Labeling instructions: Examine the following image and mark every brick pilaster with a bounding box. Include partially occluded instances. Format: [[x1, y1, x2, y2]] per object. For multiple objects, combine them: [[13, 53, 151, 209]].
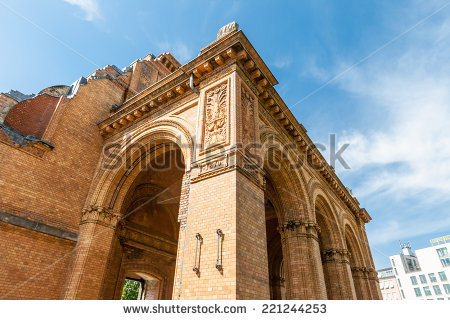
[[64, 206, 120, 299], [280, 220, 327, 299], [350, 266, 372, 300], [321, 248, 356, 299]]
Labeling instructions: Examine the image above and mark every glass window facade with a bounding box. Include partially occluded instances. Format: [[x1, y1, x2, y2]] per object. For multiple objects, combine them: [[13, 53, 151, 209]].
[[419, 274, 427, 284], [437, 247, 448, 257], [438, 271, 447, 281], [429, 273, 437, 283], [433, 285, 442, 295], [443, 284, 450, 294], [441, 258, 450, 267], [410, 276, 418, 285], [414, 288, 422, 297], [423, 286, 432, 296]]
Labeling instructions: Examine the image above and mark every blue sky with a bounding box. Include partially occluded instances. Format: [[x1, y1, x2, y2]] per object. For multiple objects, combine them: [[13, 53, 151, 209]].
[[1, 0, 449, 269]]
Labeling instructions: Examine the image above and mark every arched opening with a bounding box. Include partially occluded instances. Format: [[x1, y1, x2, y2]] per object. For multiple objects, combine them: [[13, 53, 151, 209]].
[[314, 194, 355, 299], [314, 195, 339, 298], [345, 226, 367, 300], [103, 142, 186, 300], [264, 177, 285, 300], [121, 273, 162, 300]]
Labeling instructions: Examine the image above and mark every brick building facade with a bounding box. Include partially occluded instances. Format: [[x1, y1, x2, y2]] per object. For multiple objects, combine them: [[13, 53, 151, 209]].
[[0, 23, 381, 300]]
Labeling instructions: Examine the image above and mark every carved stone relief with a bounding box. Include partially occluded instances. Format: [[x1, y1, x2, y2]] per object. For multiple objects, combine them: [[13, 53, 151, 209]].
[[241, 86, 255, 146], [204, 82, 228, 148]]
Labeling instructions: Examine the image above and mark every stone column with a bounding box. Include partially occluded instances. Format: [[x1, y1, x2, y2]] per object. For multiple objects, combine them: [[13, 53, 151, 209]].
[[356, 209, 382, 300], [280, 220, 327, 299], [321, 248, 356, 299], [367, 267, 381, 300], [64, 206, 120, 299], [350, 266, 372, 300]]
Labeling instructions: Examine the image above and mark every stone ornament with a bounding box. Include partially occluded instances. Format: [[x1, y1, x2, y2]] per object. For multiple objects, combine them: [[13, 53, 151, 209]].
[[204, 82, 228, 148], [241, 86, 255, 146], [217, 21, 239, 40], [81, 205, 121, 228], [322, 248, 351, 263]]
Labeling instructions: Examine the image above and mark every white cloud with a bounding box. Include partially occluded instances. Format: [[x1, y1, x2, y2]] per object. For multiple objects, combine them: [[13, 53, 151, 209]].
[[335, 12, 450, 204], [368, 214, 450, 246], [300, 56, 330, 81], [272, 56, 292, 69], [64, 0, 102, 21]]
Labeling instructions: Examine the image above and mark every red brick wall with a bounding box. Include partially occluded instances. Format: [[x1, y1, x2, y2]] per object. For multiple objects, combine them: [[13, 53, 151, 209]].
[[0, 222, 75, 299], [0, 78, 126, 230], [4, 94, 60, 138]]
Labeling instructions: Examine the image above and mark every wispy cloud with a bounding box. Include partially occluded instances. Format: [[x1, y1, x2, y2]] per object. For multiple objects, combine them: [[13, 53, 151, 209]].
[[335, 11, 450, 206], [300, 57, 330, 81], [64, 0, 102, 21], [272, 55, 293, 69], [309, 3, 450, 247]]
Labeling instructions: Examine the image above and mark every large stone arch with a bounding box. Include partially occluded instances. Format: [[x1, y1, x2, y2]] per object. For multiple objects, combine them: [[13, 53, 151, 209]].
[[310, 184, 344, 248], [259, 129, 311, 220], [259, 129, 326, 299], [84, 119, 194, 212], [309, 184, 355, 299], [65, 119, 193, 300], [344, 220, 372, 299]]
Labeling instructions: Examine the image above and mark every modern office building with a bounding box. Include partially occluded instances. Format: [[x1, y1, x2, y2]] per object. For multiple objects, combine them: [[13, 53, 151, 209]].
[[389, 236, 450, 300]]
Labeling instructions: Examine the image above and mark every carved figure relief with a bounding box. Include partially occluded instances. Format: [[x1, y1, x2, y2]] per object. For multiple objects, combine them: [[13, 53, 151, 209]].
[[241, 87, 255, 146], [204, 83, 228, 148]]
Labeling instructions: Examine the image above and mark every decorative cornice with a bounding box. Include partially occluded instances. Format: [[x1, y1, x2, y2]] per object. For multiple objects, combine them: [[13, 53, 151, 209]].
[[357, 208, 372, 224], [80, 205, 120, 228]]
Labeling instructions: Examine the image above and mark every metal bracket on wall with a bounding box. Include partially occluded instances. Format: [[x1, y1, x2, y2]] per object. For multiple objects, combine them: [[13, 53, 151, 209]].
[[193, 233, 203, 275], [216, 229, 224, 271]]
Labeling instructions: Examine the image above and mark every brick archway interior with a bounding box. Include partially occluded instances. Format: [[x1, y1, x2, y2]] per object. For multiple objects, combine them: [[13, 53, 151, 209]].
[[102, 146, 185, 300]]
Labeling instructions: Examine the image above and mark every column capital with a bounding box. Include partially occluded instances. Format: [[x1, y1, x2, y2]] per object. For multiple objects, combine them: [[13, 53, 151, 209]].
[[351, 266, 370, 278], [81, 205, 120, 228], [322, 248, 351, 264], [366, 267, 378, 281], [279, 219, 320, 242]]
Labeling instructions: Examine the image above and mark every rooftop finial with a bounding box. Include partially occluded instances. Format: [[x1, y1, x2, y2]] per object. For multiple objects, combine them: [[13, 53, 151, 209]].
[[217, 21, 239, 40]]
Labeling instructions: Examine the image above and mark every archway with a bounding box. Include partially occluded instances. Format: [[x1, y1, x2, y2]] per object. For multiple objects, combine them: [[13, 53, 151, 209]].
[[313, 192, 355, 299], [264, 177, 285, 300], [108, 144, 185, 300], [345, 224, 370, 300], [260, 133, 326, 299]]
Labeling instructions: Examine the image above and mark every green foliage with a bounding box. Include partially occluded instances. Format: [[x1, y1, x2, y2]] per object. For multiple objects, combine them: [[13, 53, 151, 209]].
[[121, 279, 141, 300]]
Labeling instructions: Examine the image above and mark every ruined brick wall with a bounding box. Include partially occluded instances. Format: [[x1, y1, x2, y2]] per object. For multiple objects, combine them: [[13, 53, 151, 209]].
[[0, 94, 18, 123], [0, 77, 127, 299], [4, 94, 61, 138]]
